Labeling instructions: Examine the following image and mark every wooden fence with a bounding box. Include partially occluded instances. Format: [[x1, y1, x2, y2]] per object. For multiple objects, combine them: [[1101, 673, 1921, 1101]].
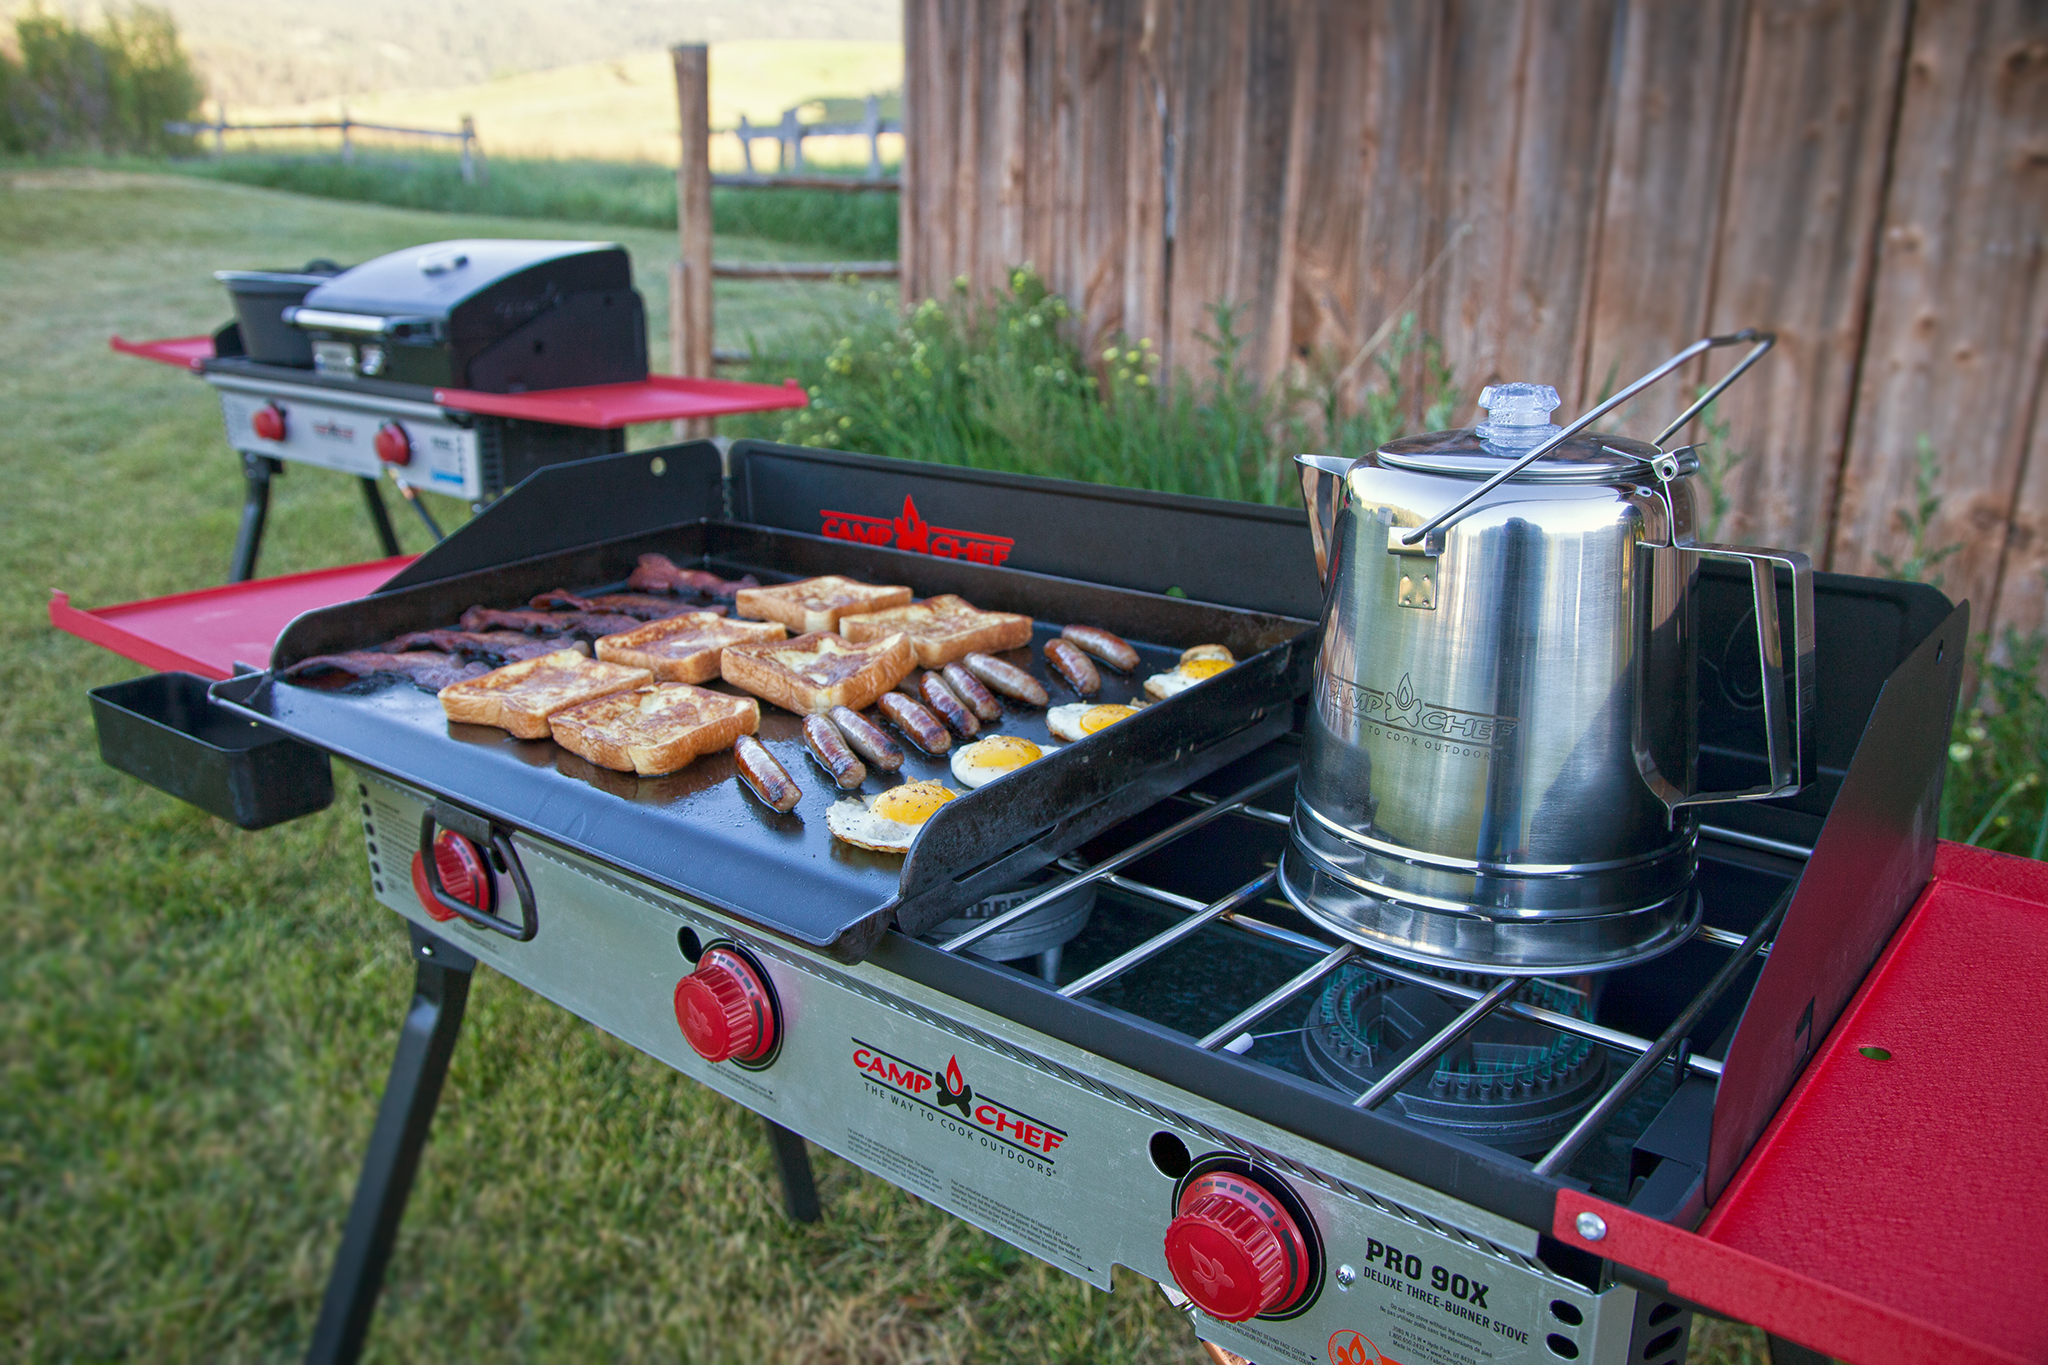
[[165, 112, 486, 182], [902, 0, 2048, 658]]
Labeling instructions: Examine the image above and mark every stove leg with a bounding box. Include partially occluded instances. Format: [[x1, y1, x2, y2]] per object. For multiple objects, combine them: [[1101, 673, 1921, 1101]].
[[1765, 1335, 1830, 1365], [231, 453, 280, 583], [762, 1117, 821, 1224], [1037, 946, 1062, 985], [305, 924, 475, 1365], [358, 476, 402, 558]]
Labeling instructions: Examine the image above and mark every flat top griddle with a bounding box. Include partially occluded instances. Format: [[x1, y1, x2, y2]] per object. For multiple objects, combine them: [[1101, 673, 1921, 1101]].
[[220, 521, 1315, 959]]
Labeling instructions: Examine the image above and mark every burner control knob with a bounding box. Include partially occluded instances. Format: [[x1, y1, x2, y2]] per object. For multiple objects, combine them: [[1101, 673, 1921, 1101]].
[[410, 830, 494, 924], [675, 948, 777, 1064], [1162, 1171, 1313, 1322], [251, 403, 286, 442], [373, 421, 412, 465]]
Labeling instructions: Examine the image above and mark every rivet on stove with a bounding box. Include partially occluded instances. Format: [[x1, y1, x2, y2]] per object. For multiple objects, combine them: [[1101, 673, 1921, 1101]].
[[1336, 1264, 1357, 1290], [420, 944, 434, 957], [1575, 1212, 1606, 1241]]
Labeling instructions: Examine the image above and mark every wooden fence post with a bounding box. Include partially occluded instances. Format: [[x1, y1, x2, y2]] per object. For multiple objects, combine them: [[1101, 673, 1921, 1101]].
[[864, 93, 882, 178], [213, 102, 225, 158], [340, 108, 355, 166], [459, 115, 477, 184], [671, 44, 716, 440], [780, 107, 802, 172], [737, 113, 755, 173]]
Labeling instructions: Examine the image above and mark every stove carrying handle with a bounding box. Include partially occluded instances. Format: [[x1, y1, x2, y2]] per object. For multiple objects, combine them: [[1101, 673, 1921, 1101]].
[[417, 803, 539, 942]]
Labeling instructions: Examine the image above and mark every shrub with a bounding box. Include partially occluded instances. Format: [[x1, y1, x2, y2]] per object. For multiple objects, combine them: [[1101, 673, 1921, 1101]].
[[0, 5, 201, 155]]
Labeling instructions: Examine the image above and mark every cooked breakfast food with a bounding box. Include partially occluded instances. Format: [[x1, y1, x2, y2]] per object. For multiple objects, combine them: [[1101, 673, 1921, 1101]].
[[627, 554, 759, 600], [940, 661, 1002, 721], [530, 589, 718, 620], [802, 714, 867, 790], [1044, 638, 1102, 695], [949, 735, 1059, 789], [733, 734, 802, 812], [734, 575, 914, 634], [546, 683, 759, 776], [1145, 649, 1235, 700], [961, 652, 1049, 707], [457, 606, 644, 640], [594, 613, 787, 684], [285, 650, 489, 691], [720, 630, 915, 715], [379, 630, 579, 665], [438, 649, 652, 738], [1059, 624, 1140, 672], [825, 780, 957, 853], [917, 672, 980, 738], [828, 705, 904, 772], [839, 594, 1032, 667], [1047, 702, 1140, 741], [877, 691, 951, 754]]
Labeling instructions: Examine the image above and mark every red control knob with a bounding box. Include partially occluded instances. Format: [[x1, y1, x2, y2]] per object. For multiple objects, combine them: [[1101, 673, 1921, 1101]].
[[1162, 1171, 1313, 1322], [411, 830, 494, 924], [374, 421, 412, 465], [252, 403, 286, 441], [674, 947, 777, 1064]]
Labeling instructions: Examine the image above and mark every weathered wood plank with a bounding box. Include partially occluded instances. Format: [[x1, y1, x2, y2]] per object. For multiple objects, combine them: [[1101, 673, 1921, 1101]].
[[1701, 0, 1912, 554], [1830, 0, 2048, 630], [1121, 0, 1172, 359], [1988, 372, 2048, 660]]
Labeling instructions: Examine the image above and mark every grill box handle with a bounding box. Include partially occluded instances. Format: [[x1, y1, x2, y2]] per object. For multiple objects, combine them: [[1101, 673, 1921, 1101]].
[[417, 802, 538, 941]]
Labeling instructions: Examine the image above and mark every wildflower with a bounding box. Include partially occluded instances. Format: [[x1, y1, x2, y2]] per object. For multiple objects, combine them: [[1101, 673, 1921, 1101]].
[[1950, 742, 1974, 763]]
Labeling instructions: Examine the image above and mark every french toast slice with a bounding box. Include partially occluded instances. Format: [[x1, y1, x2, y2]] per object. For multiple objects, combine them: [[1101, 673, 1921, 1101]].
[[720, 630, 914, 715], [438, 648, 652, 738], [547, 683, 760, 775], [839, 594, 1032, 667], [733, 575, 913, 633], [593, 612, 787, 683]]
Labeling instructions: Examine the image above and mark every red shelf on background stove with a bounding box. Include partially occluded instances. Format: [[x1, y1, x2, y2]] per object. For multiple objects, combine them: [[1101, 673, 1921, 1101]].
[[50, 556, 417, 680], [108, 335, 810, 428], [1555, 840, 2048, 1365]]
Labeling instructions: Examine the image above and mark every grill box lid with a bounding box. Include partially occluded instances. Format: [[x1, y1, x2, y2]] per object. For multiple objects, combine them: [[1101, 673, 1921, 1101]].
[[287, 239, 647, 393]]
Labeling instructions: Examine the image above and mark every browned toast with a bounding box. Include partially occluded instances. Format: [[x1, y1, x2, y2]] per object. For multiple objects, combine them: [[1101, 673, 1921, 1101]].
[[719, 630, 914, 715], [839, 594, 1032, 667], [733, 575, 913, 633], [547, 683, 760, 775], [593, 612, 787, 683], [438, 649, 652, 738]]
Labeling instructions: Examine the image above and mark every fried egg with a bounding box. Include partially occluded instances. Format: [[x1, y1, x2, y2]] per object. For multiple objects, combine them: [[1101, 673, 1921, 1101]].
[[1144, 655, 1234, 700], [825, 780, 959, 853], [1047, 702, 1138, 742], [949, 734, 1060, 788], [1180, 643, 1236, 666]]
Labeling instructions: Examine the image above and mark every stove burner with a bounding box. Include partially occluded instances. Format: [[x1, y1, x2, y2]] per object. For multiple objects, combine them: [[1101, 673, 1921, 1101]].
[[927, 873, 1097, 982], [1302, 964, 1607, 1155]]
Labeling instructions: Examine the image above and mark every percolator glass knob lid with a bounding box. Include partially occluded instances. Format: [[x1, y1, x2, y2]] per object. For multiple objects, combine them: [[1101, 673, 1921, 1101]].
[[1376, 379, 1660, 482]]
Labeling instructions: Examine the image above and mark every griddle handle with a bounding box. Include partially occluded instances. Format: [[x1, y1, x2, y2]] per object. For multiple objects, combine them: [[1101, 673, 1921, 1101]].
[[417, 809, 539, 942]]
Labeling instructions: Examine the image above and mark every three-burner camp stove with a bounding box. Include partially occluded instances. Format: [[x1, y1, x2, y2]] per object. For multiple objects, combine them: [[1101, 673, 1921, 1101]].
[[71, 442, 2048, 1365]]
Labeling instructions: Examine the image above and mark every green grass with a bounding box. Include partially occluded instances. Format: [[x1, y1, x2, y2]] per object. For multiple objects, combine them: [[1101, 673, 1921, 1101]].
[[170, 151, 901, 258], [0, 169, 1193, 1362]]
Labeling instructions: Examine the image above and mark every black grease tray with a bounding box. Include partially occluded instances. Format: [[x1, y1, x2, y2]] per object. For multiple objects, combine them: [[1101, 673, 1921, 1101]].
[[216, 521, 1317, 960], [90, 672, 335, 830]]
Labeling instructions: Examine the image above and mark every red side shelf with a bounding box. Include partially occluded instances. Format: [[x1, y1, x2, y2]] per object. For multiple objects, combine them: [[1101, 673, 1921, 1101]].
[[110, 334, 214, 370], [431, 373, 808, 427], [50, 556, 417, 679], [1553, 841, 2048, 1365]]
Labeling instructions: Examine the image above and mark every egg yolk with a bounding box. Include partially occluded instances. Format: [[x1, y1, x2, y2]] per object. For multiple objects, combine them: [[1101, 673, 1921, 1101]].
[[872, 781, 957, 825], [1079, 704, 1136, 733], [964, 735, 1044, 771], [1180, 658, 1232, 681]]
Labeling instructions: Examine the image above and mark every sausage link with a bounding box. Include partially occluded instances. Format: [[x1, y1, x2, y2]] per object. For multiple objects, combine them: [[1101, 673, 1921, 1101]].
[[802, 714, 868, 790], [733, 734, 802, 812], [828, 705, 904, 773], [941, 661, 1003, 721], [1044, 638, 1102, 696], [962, 651, 1049, 707], [918, 672, 981, 739], [877, 691, 952, 754], [1060, 623, 1140, 673]]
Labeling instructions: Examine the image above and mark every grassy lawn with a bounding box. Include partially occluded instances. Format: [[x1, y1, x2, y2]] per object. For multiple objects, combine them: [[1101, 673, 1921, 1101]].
[[0, 169, 1767, 1363]]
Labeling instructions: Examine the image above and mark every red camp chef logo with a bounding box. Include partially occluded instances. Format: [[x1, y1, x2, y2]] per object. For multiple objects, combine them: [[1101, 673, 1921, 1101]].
[[820, 494, 1015, 566], [1328, 1330, 1385, 1365], [851, 1038, 1066, 1162], [1187, 1245, 1235, 1297]]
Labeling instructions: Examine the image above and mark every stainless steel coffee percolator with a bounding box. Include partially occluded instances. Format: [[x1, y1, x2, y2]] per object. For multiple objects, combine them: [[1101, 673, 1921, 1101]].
[[1286, 332, 1813, 974]]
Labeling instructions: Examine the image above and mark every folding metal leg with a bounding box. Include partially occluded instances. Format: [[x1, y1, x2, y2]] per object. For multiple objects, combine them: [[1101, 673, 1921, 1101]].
[[1766, 1335, 1830, 1365], [358, 476, 402, 558], [305, 923, 474, 1365], [762, 1117, 821, 1223], [230, 453, 280, 582]]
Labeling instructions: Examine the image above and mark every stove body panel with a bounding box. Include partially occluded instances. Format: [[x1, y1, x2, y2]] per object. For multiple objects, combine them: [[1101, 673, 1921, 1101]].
[[356, 766, 1684, 1365], [211, 373, 484, 499]]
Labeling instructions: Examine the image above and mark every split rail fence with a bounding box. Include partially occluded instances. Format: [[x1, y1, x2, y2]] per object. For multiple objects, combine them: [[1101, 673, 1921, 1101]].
[[164, 112, 486, 183]]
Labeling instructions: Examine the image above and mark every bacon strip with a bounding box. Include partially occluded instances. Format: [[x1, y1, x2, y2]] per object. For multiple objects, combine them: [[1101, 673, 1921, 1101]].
[[529, 590, 723, 620], [627, 553, 760, 600], [380, 629, 582, 664], [458, 606, 643, 639], [283, 651, 489, 691]]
